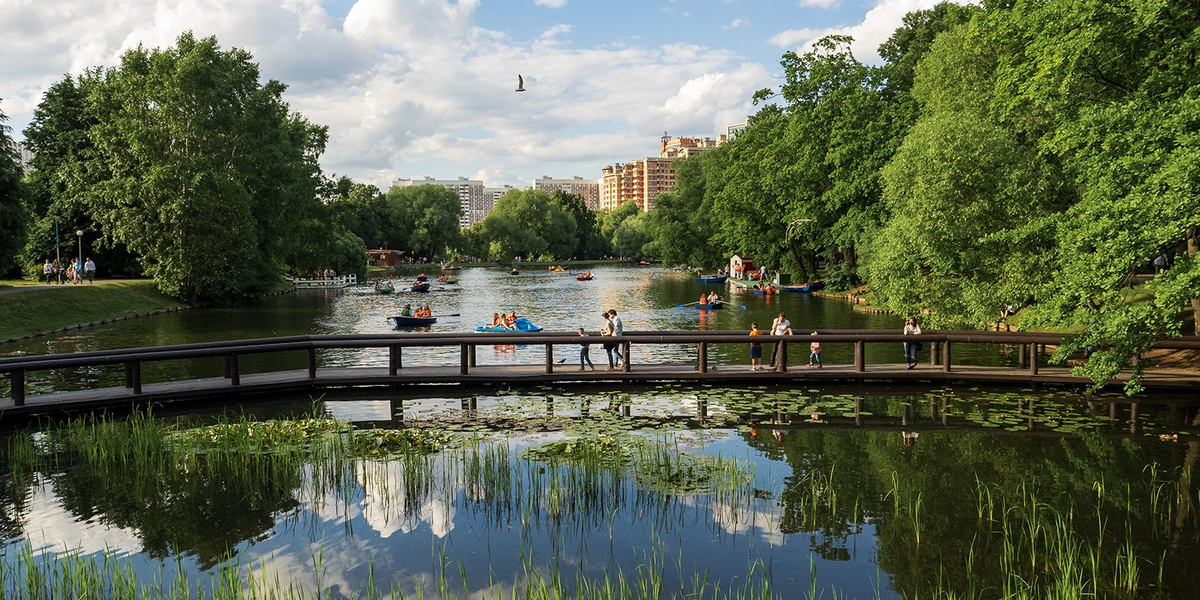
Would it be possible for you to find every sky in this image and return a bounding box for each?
[1,0,962,190]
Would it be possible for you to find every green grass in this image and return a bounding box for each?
[0,280,184,341]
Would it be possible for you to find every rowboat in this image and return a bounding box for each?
[752,287,778,296]
[444,276,458,284]
[441,265,461,271]
[389,315,437,327]
[576,274,594,281]
[695,275,728,284]
[374,282,395,294]
[697,301,723,310]
[411,282,431,292]
[783,280,825,293]
[416,274,428,282]
[475,317,543,333]
[510,269,520,276]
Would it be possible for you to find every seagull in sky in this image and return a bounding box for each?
[515,74,526,92]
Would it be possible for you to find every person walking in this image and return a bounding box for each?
[578,327,595,370]
[769,312,791,370]
[808,332,822,368]
[43,259,53,284]
[84,257,96,283]
[601,312,619,370]
[608,309,625,367]
[903,317,922,369]
[748,322,763,370]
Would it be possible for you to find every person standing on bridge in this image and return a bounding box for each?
[903,317,922,369]
[609,309,625,367]
[748,322,763,370]
[769,312,791,370]
[578,327,595,370]
[601,312,619,370]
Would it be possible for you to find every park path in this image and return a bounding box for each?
[0,279,141,294]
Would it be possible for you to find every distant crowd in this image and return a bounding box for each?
[42,258,95,285]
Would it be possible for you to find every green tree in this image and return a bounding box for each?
[549,190,600,259]
[478,189,577,260]
[0,103,25,277]
[643,152,725,269]
[383,184,463,260]
[80,33,328,302]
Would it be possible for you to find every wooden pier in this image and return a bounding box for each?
[2,330,1198,419]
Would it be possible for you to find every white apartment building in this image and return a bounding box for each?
[532,176,600,210]
[479,185,514,224]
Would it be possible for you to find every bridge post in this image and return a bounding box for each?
[469,345,477,367]
[854,341,865,372]
[622,342,631,372]
[10,370,24,406]
[545,344,554,374]
[308,348,317,378]
[460,344,469,375]
[778,341,788,372]
[227,354,240,385]
[389,345,401,376]
[941,341,952,373]
[1029,344,1039,375]
[698,342,708,373]
[930,342,939,366]
[1018,344,1026,368]
[125,361,141,394]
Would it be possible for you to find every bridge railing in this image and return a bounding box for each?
[286,274,358,288]
[2,330,1198,406]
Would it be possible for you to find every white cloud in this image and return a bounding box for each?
[535,0,568,7]
[1,0,775,188]
[721,18,748,30]
[799,0,840,8]
[772,0,978,63]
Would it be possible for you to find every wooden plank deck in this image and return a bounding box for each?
[2,362,1196,418]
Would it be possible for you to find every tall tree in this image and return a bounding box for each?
[0,103,25,277]
[384,184,463,260]
[479,189,576,260]
[549,190,599,259]
[81,33,328,301]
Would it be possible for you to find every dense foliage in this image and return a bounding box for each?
[0,105,25,277]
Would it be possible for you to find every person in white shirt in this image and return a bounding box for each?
[903,317,922,369]
[608,309,625,367]
[769,312,792,370]
[84,258,96,283]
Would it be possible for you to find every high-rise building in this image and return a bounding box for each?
[532,176,600,209]
[479,185,514,224]
[599,132,729,212]
[725,120,748,141]
[391,176,485,228]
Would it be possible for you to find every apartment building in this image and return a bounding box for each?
[479,185,514,224]
[532,176,600,210]
[598,133,729,212]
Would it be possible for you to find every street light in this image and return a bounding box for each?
[76,230,83,284]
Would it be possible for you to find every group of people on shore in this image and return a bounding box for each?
[576,310,624,370]
[42,258,95,285]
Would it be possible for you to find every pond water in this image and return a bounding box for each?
[3,266,1199,598]
[2,266,1029,395]
[2,384,1199,599]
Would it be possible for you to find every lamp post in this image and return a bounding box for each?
[76,230,83,283]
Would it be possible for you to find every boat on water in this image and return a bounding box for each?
[510,269,520,276]
[441,264,461,271]
[389,315,437,327]
[576,273,594,281]
[411,282,431,293]
[783,280,825,293]
[697,301,724,310]
[374,282,395,294]
[548,266,568,273]
[475,317,543,333]
[752,286,778,296]
[444,276,458,284]
[415,274,428,282]
[695,275,728,284]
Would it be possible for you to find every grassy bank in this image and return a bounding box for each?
[0,280,185,342]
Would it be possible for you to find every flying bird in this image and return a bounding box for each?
[515,74,526,92]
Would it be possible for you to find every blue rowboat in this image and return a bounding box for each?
[474,317,543,333]
[695,275,728,284]
[411,282,431,292]
[415,274,428,282]
[389,315,437,327]
[697,301,723,310]
[783,280,825,293]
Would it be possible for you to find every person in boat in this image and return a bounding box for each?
[699,294,708,305]
[401,304,413,317]
[503,311,517,329]
[707,291,719,305]
[423,304,432,317]
[491,313,504,327]
[586,271,593,278]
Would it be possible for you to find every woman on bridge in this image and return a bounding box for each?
[903,317,922,369]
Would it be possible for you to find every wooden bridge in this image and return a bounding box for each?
[1,330,1198,419]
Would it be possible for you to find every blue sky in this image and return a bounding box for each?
[2,0,964,189]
